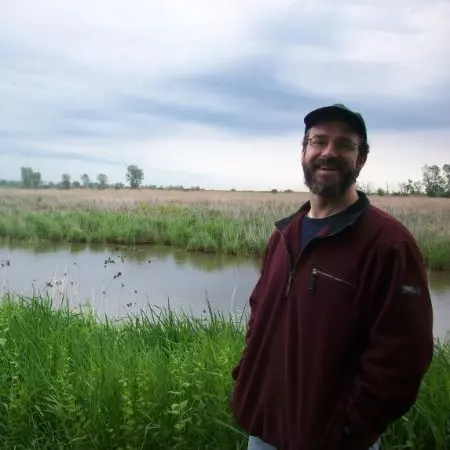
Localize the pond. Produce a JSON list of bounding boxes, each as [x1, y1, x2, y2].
[[1, 241, 449, 342]]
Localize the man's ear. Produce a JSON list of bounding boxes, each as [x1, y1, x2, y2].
[[357, 153, 367, 169]]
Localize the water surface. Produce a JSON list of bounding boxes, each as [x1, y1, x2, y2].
[[1, 241, 449, 342]]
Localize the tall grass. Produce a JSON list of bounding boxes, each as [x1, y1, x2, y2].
[[1, 188, 450, 269], [0, 295, 448, 449], [0, 295, 247, 450]]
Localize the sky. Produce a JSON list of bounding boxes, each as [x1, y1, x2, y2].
[[1, 0, 449, 191]]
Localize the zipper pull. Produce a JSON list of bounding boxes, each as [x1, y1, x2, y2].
[[308, 268, 317, 291], [285, 272, 293, 297]]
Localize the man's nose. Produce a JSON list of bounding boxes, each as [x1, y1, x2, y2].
[[320, 141, 338, 156]]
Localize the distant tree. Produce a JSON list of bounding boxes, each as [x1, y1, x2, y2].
[[443, 164, 450, 197], [61, 174, 71, 190], [72, 181, 81, 189], [31, 171, 42, 188], [97, 173, 108, 189], [376, 188, 386, 196], [20, 167, 41, 188], [356, 181, 374, 195], [126, 165, 144, 189], [21, 167, 34, 188], [114, 182, 125, 190], [0, 179, 22, 188], [81, 173, 91, 188], [399, 179, 423, 196], [421, 165, 446, 197]]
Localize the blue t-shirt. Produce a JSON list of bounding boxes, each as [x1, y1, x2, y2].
[[301, 209, 348, 251]]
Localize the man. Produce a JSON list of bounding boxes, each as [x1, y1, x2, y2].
[[230, 104, 434, 450]]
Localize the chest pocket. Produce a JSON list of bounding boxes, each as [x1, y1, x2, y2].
[[308, 266, 359, 307], [309, 267, 357, 290], [305, 265, 362, 341]]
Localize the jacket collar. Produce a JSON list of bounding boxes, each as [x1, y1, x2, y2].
[[275, 190, 370, 237]]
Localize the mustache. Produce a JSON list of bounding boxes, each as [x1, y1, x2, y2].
[[312, 157, 345, 170]]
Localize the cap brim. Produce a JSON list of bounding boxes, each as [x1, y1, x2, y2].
[[304, 105, 359, 129]]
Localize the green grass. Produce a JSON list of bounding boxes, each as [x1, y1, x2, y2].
[[0, 295, 247, 450], [1, 200, 450, 270], [0, 295, 449, 449], [0, 204, 271, 256]]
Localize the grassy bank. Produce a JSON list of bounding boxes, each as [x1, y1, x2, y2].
[[1, 188, 450, 270], [0, 296, 449, 449]]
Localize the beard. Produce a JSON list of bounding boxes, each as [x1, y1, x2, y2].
[[302, 155, 360, 199]]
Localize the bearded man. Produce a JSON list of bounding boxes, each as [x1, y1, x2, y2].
[[230, 104, 434, 450]]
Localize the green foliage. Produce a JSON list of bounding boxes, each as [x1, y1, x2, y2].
[[0, 204, 271, 257], [0, 180, 22, 188], [80, 173, 91, 188], [126, 165, 144, 189], [0, 295, 246, 450], [399, 179, 423, 196], [422, 165, 447, 197], [395, 164, 450, 198], [97, 173, 108, 190], [0, 198, 449, 269], [21, 167, 41, 189], [61, 174, 71, 190], [0, 296, 448, 449]]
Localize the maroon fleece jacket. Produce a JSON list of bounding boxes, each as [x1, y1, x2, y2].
[[230, 192, 434, 450]]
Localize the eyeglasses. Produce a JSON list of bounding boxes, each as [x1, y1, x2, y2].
[[307, 136, 359, 152]]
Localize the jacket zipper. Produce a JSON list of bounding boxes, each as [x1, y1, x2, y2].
[[309, 267, 356, 291], [285, 271, 293, 298], [279, 231, 295, 298], [278, 223, 355, 298]]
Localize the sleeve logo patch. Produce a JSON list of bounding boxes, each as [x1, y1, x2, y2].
[[400, 285, 421, 296]]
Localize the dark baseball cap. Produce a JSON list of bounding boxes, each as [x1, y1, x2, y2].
[[304, 103, 367, 142]]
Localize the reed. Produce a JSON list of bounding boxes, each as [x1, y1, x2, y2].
[[1, 188, 449, 270], [0, 295, 448, 449]]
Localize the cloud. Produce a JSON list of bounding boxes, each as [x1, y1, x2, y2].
[[0, 146, 124, 166], [0, 0, 449, 188]]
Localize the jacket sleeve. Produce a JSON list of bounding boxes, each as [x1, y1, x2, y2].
[[342, 239, 434, 449], [231, 234, 273, 381]]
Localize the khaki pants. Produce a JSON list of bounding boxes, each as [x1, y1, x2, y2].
[[248, 435, 381, 450]]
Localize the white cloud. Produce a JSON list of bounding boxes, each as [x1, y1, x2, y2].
[[4, 123, 447, 193], [0, 0, 449, 190], [279, 1, 450, 99]]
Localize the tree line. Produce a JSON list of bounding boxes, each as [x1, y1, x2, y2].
[[0, 165, 145, 190], [358, 164, 450, 198], [1, 163, 448, 197]]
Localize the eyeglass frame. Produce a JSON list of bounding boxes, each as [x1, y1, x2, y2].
[[306, 136, 360, 153]]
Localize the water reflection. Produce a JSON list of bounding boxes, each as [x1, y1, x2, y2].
[[0, 240, 260, 272], [0, 242, 259, 323], [0, 241, 449, 342]]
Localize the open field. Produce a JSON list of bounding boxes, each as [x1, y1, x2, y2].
[[1, 188, 450, 270], [0, 295, 449, 450]]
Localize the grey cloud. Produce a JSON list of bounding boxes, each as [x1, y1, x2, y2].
[[58, 52, 450, 140], [116, 57, 334, 136], [256, 0, 421, 50], [0, 146, 124, 166], [0, 0, 448, 151], [117, 93, 307, 136], [162, 55, 450, 134]]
